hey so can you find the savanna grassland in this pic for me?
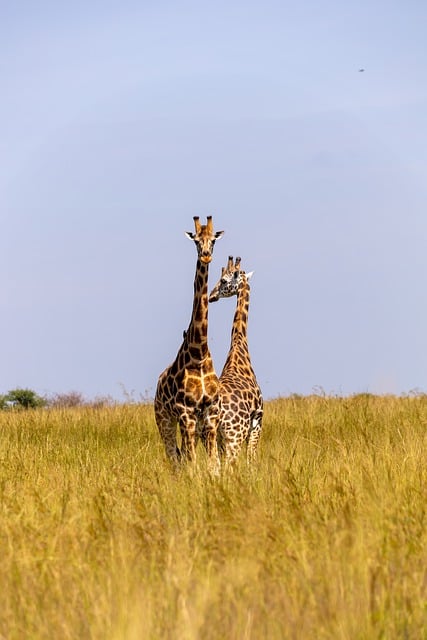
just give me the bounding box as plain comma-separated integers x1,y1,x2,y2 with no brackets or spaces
0,395,426,639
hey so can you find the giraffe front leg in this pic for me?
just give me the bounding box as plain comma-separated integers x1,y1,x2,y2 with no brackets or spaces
179,413,197,464
154,405,180,467
224,432,246,469
204,409,220,475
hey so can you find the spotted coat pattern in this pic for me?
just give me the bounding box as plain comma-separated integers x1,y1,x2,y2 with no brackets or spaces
209,256,263,465
154,216,224,473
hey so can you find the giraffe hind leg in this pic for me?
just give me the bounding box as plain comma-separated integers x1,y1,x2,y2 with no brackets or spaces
217,428,226,459
246,410,263,463
202,405,221,475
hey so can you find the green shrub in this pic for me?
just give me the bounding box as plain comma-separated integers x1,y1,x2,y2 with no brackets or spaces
3,387,46,409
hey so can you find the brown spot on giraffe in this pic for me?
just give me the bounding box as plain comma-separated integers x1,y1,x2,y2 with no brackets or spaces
154,216,224,473
209,256,263,466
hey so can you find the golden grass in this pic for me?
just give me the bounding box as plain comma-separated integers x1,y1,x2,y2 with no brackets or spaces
0,395,426,639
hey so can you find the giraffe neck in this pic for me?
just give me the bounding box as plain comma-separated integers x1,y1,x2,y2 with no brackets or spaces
230,280,250,348
186,258,210,357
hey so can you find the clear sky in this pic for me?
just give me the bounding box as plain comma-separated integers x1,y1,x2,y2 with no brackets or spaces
1,1,427,401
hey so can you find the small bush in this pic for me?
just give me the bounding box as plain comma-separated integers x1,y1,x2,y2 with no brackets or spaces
48,391,86,408
3,388,46,410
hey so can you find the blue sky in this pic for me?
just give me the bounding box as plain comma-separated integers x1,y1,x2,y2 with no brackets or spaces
1,1,426,400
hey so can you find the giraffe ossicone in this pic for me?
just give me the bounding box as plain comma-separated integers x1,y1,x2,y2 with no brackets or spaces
154,216,224,473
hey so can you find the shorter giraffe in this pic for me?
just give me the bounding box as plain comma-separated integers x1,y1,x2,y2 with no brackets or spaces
209,256,263,465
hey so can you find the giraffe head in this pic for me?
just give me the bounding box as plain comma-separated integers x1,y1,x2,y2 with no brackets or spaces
209,256,253,302
185,216,224,264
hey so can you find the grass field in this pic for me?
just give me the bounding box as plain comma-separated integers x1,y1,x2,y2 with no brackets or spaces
0,394,426,639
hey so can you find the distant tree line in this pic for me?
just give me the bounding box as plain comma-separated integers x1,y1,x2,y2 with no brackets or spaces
0,388,115,410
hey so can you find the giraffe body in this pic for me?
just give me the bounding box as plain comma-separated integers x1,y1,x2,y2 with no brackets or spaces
209,256,263,465
154,216,223,472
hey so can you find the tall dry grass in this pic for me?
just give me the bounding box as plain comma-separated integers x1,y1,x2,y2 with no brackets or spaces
0,395,426,639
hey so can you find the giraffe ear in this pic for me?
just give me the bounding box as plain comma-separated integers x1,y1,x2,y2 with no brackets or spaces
246,271,254,280
185,231,195,240
215,230,224,240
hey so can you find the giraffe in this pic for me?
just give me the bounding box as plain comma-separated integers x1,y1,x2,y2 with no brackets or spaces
209,256,263,465
154,216,224,473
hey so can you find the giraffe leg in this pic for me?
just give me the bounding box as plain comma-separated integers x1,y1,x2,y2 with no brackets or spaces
226,431,245,465
218,409,246,470
154,404,180,465
221,424,246,469
203,407,220,475
217,427,226,459
246,410,263,463
224,443,240,467
179,414,197,464
223,435,245,471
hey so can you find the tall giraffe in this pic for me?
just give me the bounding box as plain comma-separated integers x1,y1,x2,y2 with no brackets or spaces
154,216,224,472
209,256,263,465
